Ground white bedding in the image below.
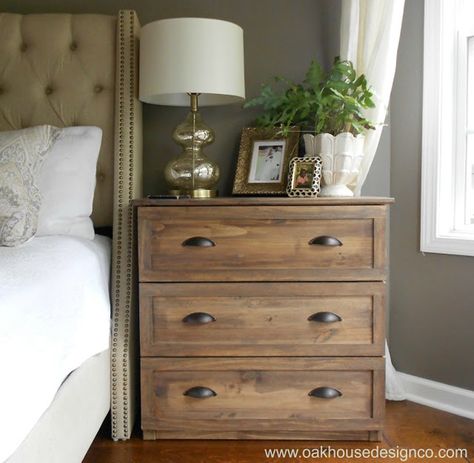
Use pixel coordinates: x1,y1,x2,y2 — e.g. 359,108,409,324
0,235,111,463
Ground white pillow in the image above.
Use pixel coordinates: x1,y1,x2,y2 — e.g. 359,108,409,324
0,125,58,246
37,126,102,240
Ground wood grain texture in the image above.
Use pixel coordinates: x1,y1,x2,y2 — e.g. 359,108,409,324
139,282,385,357
141,430,374,441
136,199,389,442
141,357,383,438
133,197,394,207
84,401,474,463
138,205,388,282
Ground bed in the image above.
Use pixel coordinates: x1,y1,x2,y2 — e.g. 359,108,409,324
0,10,142,462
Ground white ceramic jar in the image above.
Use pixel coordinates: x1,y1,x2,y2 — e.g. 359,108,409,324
303,132,364,197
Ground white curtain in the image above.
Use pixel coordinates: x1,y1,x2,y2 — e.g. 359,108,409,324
340,0,405,195
340,0,406,400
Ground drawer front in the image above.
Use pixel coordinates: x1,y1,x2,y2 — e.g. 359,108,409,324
140,282,385,357
137,205,388,282
141,357,384,434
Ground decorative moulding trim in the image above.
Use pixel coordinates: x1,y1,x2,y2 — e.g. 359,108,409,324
420,0,444,254
420,234,474,257
421,0,474,256
398,372,474,420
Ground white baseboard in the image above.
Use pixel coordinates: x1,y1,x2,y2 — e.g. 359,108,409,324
397,372,474,420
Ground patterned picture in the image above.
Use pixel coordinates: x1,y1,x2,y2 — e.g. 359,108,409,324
287,157,322,197
232,127,299,196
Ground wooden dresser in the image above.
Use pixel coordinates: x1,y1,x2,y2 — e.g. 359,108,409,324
136,197,392,441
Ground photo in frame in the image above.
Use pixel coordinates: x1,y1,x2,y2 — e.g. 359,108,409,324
232,127,299,195
286,156,322,197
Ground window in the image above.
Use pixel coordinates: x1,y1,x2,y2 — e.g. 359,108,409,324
467,36,474,225
421,0,474,256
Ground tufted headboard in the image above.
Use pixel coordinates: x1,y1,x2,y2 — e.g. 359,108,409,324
0,13,118,226
0,11,142,440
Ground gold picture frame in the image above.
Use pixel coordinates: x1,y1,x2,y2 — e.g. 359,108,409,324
287,156,322,197
232,127,300,195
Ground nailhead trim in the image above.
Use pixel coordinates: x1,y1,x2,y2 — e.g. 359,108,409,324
110,9,140,441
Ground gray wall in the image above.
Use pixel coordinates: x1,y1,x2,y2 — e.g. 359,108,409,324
390,0,474,390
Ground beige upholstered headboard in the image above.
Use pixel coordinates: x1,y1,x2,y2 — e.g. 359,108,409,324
0,10,142,440
0,13,116,226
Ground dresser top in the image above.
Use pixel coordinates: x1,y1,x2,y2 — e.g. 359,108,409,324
134,196,394,207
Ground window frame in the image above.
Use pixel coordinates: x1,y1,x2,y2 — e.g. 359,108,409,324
421,0,474,256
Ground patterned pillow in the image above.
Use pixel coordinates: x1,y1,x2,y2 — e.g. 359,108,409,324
0,126,58,246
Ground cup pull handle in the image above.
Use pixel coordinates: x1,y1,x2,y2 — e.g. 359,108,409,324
308,235,343,246
182,312,216,325
307,311,342,323
183,386,217,399
308,387,342,399
182,236,216,247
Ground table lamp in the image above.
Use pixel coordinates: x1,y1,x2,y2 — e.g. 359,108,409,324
139,17,245,198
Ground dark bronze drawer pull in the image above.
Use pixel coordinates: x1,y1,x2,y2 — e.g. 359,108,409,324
308,235,343,246
183,386,217,399
182,312,216,325
182,236,216,247
308,387,342,399
307,311,342,323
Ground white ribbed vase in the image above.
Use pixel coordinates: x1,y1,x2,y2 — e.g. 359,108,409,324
303,132,364,197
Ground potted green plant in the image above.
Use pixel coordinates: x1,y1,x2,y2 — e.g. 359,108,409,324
245,57,375,196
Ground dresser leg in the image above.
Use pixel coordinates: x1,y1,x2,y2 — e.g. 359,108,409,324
369,430,382,442
143,430,157,440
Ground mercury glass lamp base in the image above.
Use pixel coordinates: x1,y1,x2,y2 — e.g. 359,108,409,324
169,188,217,198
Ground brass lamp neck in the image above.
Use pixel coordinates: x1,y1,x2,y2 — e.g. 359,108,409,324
189,92,200,113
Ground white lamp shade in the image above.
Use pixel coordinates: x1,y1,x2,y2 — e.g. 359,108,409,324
139,17,245,106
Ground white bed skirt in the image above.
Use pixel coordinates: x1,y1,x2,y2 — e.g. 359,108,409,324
7,349,110,463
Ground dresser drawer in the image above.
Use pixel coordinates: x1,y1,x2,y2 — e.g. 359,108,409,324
137,205,388,282
141,357,384,438
140,282,385,357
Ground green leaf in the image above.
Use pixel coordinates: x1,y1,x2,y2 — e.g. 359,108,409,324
243,56,375,134
305,60,324,88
